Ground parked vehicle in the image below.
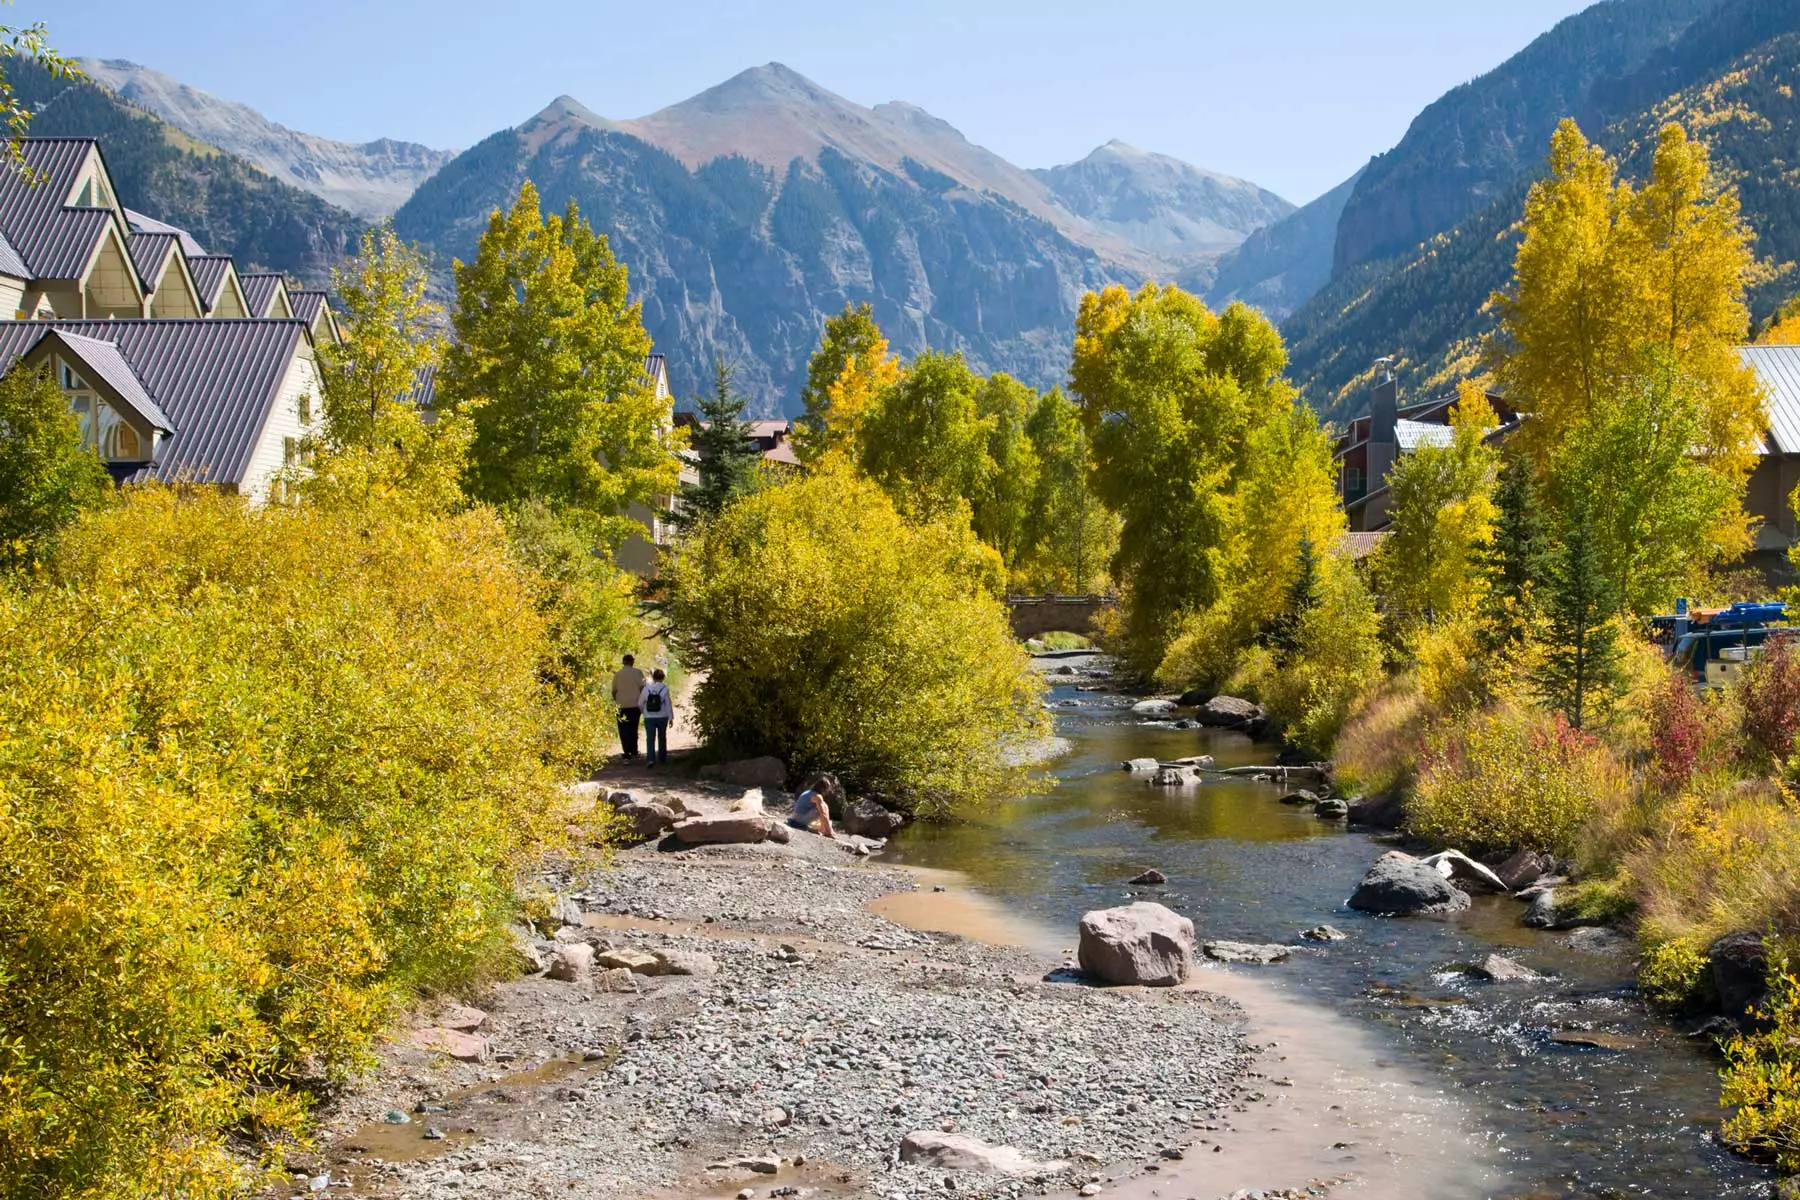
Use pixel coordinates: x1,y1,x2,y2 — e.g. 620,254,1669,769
1657,600,1792,688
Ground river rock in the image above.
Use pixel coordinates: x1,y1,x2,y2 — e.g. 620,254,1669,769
411,1026,488,1061
1077,902,1197,986
1150,765,1200,787
1314,797,1349,819
671,813,776,846
504,926,546,975
842,797,906,839
615,799,677,844
1564,926,1632,956
649,948,717,976
1709,931,1769,1017
1195,695,1268,733
1420,850,1509,895
1346,792,1406,830
1203,940,1291,964
1128,869,1168,886
548,942,595,982
1300,925,1348,942
1486,848,1554,891
699,756,788,789
1348,851,1472,916
1278,790,1319,806
440,1005,487,1031
596,947,659,973
1467,953,1543,983
1121,757,1161,773
1175,688,1212,708
1522,888,1604,930
898,1130,1070,1176
1132,699,1181,718
1174,755,1215,767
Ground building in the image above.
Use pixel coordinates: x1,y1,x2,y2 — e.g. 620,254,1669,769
0,137,340,500
1740,345,1800,580
672,411,801,471
1334,373,1519,533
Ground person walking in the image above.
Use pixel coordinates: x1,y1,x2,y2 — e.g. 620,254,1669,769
640,668,673,767
612,654,647,760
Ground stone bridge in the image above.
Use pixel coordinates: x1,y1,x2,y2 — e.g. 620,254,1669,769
1006,594,1118,640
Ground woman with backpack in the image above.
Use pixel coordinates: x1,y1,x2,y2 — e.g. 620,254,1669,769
639,668,673,766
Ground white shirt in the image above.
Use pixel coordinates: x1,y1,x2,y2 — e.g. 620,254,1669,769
639,680,672,718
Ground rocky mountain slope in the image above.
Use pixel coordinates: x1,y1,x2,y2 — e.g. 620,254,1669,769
76,59,455,220
1196,169,1362,321
395,64,1290,412
15,59,363,282
1281,0,1800,421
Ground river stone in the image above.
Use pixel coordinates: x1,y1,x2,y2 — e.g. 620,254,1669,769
547,942,594,982
699,756,788,789
1467,953,1543,983
1278,790,1319,806
1522,888,1605,930
1203,940,1291,964
1175,688,1211,708
1132,698,1181,718
1195,695,1267,732
1345,791,1407,830
1121,757,1161,773
410,1026,488,1061
1314,797,1349,819
1150,766,1200,787
1348,852,1472,916
1709,931,1770,1017
842,797,906,839
1128,869,1168,886
671,813,776,845
595,948,659,973
1077,902,1196,987
898,1130,1070,1176
440,1005,487,1031
615,800,677,844
1564,926,1632,956
1300,924,1348,942
1420,850,1509,895
1486,848,1554,891
648,948,717,976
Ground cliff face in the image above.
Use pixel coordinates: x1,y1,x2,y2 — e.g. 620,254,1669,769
1199,170,1363,322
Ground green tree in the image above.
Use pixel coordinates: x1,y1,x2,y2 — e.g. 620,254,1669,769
970,373,1042,571
1266,535,1319,656
673,360,762,530
1020,388,1115,594
857,350,990,523
318,225,443,451
0,14,78,177
1534,507,1623,730
793,302,900,468
1479,452,1549,652
0,365,109,568
1372,387,1499,630
438,182,679,542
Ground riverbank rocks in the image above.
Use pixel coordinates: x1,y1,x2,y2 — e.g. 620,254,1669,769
1195,695,1268,733
1077,902,1196,986
1175,688,1211,708
1203,941,1291,964
1150,765,1200,787
1420,850,1509,895
1121,757,1160,773
1278,790,1319,806
1314,797,1349,819
1301,925,1348,942
1487,848,1554,891
1522,888,1605,930
700,756,788,789
1709,931,1769,1017
548,943,595,982
1345,792,1406,830
1132,698,1181,718
1467,953,1543,983
842,797,906,839
1128,869,1168,886
1348,851,1472,916
898,1131,1070,1176
670,813,779,846
614,798,677,844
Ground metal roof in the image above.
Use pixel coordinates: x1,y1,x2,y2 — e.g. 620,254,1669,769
186,255,236,312
126,232,177,287
0,319,306,486
238,272,288,319
39,330,174,433
288,289,326,324
124,208,206,257
1743,345,1800,455
0,140,127,281
0,231,28,281
407,363,437,408
1395,418,1457,451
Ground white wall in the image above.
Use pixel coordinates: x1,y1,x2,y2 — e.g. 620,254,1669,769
239,344,320,503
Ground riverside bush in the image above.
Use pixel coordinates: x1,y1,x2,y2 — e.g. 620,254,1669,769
666,468,1046,818
0,488,568,1197
1722,946,1800,1173
1408,703,1625,856
1739,634,1800,765
1332,676,1431,797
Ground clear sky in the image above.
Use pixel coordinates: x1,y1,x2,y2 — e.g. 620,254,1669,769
19,0,1597,204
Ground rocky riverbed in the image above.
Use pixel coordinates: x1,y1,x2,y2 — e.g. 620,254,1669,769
269,772,1281,1200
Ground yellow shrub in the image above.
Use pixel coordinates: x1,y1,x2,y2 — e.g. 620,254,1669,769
0,487,569,1197
1409,703,1627,856
1410,615,1489,713
1722,946,1800,1173
1261,558,1384,755
1157,602,1251,693
666,467,1046,819
1333,675,1431,796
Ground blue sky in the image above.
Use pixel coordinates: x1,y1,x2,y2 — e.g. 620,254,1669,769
19,0,1596,203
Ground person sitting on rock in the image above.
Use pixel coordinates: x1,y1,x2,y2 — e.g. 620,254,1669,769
788,777,838,839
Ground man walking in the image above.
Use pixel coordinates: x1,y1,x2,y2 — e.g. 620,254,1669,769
612,654,647,760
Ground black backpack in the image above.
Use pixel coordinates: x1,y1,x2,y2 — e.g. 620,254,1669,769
645,687,664,715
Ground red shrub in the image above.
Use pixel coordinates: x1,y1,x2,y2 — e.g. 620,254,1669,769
1648,673,1708,792
1740,635,1800,764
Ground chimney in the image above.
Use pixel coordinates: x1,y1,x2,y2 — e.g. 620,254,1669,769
1367,367,1399,493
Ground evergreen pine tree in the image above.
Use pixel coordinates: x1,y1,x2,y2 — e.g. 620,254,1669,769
1267,536,1319,656
1533,511,1622,730
1479,454,1548,651
673,360,762,530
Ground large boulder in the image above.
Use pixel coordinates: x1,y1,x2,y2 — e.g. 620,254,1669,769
1175,688,1212,708
1077,902,1197,986
1709,931,1769,1018
699,756,788,789
1420,850,1510,895
1314,797,1350,820
1467,953,1543,983
1348,851,1472,916
1345,792,1407,830
547,942,595,982
1150,765,1200,787
1486,848,1554,891
1132,698,1181,718
898,1131,1069,1176
670,813,777,846
841,797,906,839
613,799,677,844
1195,695,1268,733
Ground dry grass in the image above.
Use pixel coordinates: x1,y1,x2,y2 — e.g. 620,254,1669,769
1332,674,1431,797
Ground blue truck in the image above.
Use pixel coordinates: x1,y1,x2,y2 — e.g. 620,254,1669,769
1655,600,1791,687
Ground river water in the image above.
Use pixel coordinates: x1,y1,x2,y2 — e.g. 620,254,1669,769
880,660,1773,1199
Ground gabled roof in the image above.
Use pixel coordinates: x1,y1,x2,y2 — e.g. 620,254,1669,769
35,329,173,433
1744,345,1800,455
0,139,130,281
238,272,289,319
0,320,307,486
0,231,28,281
126,231,179,286
124,208,206,257
288,289,326,325
1394,418,1457,451
407,363,437,408
186,255,237,313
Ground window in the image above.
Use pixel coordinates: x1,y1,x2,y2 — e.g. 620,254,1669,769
283,436,299,466
57,358,144,462
1343,465,1365,499
298,394,312,424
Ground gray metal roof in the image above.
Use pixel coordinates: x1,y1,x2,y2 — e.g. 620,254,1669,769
124,208,206,257
238,273,288,319
1742,345,1800,455
0,320,306,486
40,330,174,433
187,255,236,312
0,140,128,281
407,363,437,408
1395,418,1457,451
288,289,327,325
126,232,177,287
0,231,28,281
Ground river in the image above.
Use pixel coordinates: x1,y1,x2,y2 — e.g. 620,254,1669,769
880,657,1773,1199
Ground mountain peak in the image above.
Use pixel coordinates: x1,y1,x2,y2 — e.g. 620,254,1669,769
526,94,613,130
